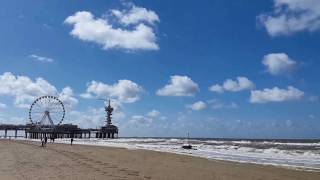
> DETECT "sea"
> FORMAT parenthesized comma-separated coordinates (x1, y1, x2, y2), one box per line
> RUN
(39, 137, 320, 171)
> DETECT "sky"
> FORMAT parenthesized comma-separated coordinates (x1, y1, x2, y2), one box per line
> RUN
(0, 0, 320, 138)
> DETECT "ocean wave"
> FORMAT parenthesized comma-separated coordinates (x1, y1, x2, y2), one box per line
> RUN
(16, 137, 320, 170)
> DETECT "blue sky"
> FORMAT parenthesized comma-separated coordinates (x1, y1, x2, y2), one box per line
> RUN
(0, 0, 320, 138)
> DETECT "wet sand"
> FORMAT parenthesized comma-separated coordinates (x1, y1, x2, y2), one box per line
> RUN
(0, 139, 319, 180)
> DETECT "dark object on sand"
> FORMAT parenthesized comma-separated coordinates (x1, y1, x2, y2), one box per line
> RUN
(71, 138, 73, 145)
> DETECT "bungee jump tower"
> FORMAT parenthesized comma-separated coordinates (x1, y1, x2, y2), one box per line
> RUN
(96, 100, 119, 138)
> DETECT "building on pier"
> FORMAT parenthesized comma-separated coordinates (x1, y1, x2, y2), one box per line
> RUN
(96, 100, 119, 138)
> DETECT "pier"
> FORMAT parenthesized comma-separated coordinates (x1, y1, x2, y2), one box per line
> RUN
(0, 96, 118, 139)
(0, 123, 100, 139)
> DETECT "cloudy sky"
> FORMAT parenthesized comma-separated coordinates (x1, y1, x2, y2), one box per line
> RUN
(0, 0, 320, 138)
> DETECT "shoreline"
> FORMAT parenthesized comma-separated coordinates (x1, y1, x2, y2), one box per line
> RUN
(15, 137, 320, 172)
(1, 139, 320, 180)
(52, 142, 320, 172)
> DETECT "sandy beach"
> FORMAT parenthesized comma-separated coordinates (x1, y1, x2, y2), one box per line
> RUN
(0, 139, 319, 180)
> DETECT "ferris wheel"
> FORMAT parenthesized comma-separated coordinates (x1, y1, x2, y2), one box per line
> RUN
(29, 96, 65, 127)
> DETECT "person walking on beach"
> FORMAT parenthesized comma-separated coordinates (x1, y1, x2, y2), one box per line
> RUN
(44, 136, 48, 147)
(41, 138, 45, 147)
(71, 138, 73, 146)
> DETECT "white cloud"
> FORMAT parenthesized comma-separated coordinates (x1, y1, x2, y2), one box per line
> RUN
(186, 101, 207, 111)
(209, 84, 224, 93)
(147, 109, 161, 118)
(127, 109, 166, 127)
(250, 86, 304, 103)
(0, 115, 25, 124)
(81, 80, 143, 103)
(156, 75, 199, 96)
(209, 76, 255, 93)
(111, 5, 159, 26)
(0, 72, 57, 108)
(208, 99, 238, 109)
(262, 53, 297, 75)
(128, 115, 153, 126)
(29, 54, 54, 63)
(309, 114, 316, 119)
(309, 95, 319, 102)
(259, 0, 320, 36)
(59, 86, 78, 109)
(68, 109, 104, 128)
(64, 4, 159, 51)
(68, 108, 104, 128)
(160, 116, 167, 120)
(0, 72, 78, 108)
(285, 120, 293, 127)
(0, 102, 6, 109)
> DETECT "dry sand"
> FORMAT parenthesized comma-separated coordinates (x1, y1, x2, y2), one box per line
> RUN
(0, 139, 319, 180)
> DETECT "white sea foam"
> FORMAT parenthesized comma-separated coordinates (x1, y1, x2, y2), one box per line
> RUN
(13, 137, 320, 171)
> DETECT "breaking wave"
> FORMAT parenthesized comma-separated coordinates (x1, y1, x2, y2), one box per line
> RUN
(20, 137, 320, 170)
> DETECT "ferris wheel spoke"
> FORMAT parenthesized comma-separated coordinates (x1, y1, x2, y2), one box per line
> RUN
(50, 112, 62, 116)
(47, 101, 59, 110)
(50, 110, 62, 117)
(48, 110, 61, 112)
(37, 100, 46, 110)
(32, 106, 46, 113)
(42, 98, 48, 109)
(34, 102, 44, 110)
(35, 113, 47, 125)
(53, 102, 63, 109)
(49, 114, 61, 122)
(31, 114, 42, 122)
(42, 97, 49, 109)
(52, 108, 63, 114)
(48, 104, 60, 111)
(47, 98, 53, 109)
(48, 108, 59, 113)
(32, 111, 46, 114)
(49, 113, 62, 124)
(47, 100, 56, 110)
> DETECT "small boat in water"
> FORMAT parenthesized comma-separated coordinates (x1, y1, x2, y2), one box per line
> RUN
(182, 132, 194, 149)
